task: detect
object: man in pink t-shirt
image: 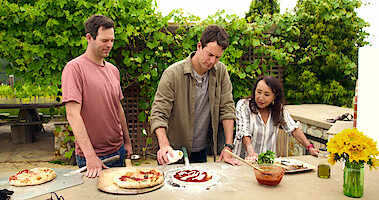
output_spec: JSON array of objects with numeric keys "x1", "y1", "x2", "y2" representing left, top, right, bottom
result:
[{"x1": 61, "y1": 15, "x2": 133, "y2": 178}]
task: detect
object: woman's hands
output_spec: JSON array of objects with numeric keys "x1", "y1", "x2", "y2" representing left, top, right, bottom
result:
[
  {"x1": 245, "y1": 144, "x2": 258, "y2": 162},
  {"x1": 308, "y1": 147, "x2": 319, "y2": 157}
]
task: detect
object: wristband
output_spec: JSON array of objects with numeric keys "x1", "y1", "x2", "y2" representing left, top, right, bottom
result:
[{"x1": 306, "y1": 144, "x2": 314, "y2": 151}]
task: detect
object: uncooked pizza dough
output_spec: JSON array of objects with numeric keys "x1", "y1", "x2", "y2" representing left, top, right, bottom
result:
[{"x1": 171, "y1": 169, "x2": 214, "y2": 186}]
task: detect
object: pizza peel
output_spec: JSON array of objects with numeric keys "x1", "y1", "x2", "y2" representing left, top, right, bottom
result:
[
  {"x1": 97, "y1": 159, "x2": 164, "y2": 194},
  {"x1": 0, "y1": 168, "x2": 83, "y2": 200}
]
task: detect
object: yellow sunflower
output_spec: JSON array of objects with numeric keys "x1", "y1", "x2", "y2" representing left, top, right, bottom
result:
[
  {"x1": 326, "y1": 128, "x2": 379, "y2": 170},
  {"x1": 369, "y1": 157, "x2": 379, "y2": 170},
  {"x1": 327, "y1": 152, "x2": 337, "y2": 166}
]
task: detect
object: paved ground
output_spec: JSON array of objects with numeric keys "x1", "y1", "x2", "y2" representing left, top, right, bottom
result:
[
  {"x1": 0, "y1": 122, "x2": 79, "y2": 172},
  {"x1": 0, "y1": 123, "x2": 55, "y2": 163}
]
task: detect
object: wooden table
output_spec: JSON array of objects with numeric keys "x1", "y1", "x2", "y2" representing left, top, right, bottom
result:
[
  {"x1": 1, "y1": 156, "x2": 378, "y2": 199},
  {"x1": 0, "y1": 102, "x2": 62, "y2": 143}
]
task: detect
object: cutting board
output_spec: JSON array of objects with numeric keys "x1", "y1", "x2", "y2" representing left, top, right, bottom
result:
[
  {"x1": 0, "y1": 168, "x2": 83, "y2": 200},
  {"x1": 97, "y1": 160, "x2": 164, "y2": 194}
]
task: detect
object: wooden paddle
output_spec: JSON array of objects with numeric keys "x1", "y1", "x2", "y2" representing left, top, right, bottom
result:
[
  {"x1": 97, "y1": 159, "x2": 164, "y2": 194},
  {"x1": 224, "y1": 149, "x2": 265, "y2": 172}
]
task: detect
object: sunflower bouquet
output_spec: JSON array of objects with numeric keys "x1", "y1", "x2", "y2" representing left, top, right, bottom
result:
[
  {"x1": 327, "y1": 128, "x2": 379, "y2": 197},
  {"x1": 326, "y1": 128, "x2": 379, "y2": 169}
]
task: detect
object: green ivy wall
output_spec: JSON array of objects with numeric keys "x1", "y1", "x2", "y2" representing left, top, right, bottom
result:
[{"x1": 0, "y1": 0, "x2": 369, "y2": 113}]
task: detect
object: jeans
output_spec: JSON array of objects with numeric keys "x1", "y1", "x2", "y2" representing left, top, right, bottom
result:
[
  {"x1": 75, "y1": 143, "x2": 126, "y2": 168},
  {"x1": 189, "y1": 148, "x2": 207, "y2": 163}
]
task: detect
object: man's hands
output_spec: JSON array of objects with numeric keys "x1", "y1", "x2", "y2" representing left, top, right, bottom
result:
[
  {"x1": 217, "y1": 147, "x2": 242, "y2": 166},
  {"x1": 157, "y1": 146, "x2": 174, "y2": 165},
  {"x1": 85, "y1": 156, "x2": 109, "y2": 178},
  {"x1": 124, "y1": 143, "x2": 133, "y2": 159},
  {"x1": 155, "y1": 127, "x2": 174, "y2": 165}
]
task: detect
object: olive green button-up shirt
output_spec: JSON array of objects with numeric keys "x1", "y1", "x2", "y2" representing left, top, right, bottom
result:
[{"x1": 150, "y1": 52, "x2": 236, "y2": 156}]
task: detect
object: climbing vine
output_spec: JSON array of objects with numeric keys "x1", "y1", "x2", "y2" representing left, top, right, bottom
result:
[{"x1": 0, "y1": 0, "x2": 369, "y2": 116}]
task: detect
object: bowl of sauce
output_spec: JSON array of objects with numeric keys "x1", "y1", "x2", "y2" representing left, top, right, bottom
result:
[{"x1": 254, "y1": 164, "x2": 285, "y2": 186}]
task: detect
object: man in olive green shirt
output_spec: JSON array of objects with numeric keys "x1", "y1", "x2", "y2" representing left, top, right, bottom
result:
[{"x1": 150, "y1": 25, "x2": 241, "y2": 166}]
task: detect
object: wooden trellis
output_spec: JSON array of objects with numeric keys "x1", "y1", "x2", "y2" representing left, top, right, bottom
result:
[
  {"x1": 121, "y1": 24, "x2": 284, "y2": 157},
  {"x1": 122, "y1": 83, "x2": 158, "y2": 156}
]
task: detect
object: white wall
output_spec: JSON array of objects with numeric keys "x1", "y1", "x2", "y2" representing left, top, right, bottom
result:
[{"x1": 357, "y1": 47, "x2": 379, "y2": 148}]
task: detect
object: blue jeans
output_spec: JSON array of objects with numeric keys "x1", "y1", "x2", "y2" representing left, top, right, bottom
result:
[{"x1": 76, "y1": 144, "x2": 126, "y2": 168}]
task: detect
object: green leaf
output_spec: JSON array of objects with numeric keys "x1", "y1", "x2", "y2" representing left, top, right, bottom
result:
[
  {"x1": 146, "y1": 138, "x2": 153, "y2": 145},
  {"x1": 252, "y1": 39, "x2": 260, "y2": 47},
  {"x1": 137, "y1": 112, "x2": 146, "y2": 122},
  {"x1": 146, "y1": 40, "x2": 159, "y2": 49},
  {"x1": 64, "y1": 149, "x2": 74, "y2": 159},
  {"x1": 55, "y1": 126, "x2": 62, "y2": 133},
  {"x1": 138, "y1": 99, "x2": 150, "y2": 110}
]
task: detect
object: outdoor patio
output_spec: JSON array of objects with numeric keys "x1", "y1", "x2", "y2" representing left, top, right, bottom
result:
[{"x1": 0, "y1": 104, "x2": 353, "y2": 167}]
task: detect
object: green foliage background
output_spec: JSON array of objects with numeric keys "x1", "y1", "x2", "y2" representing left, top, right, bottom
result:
[
  {"x1": 284, "y1": 0, "x2": 369, "y2": 106},
  {"x1": 0, "y1": 0, "x2": 369, "y2": 115},
  {"x1": 245, "y1": 0, "x2": 280, "y2": 21}
]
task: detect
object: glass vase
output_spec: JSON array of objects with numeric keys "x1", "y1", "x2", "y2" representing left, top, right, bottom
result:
[{"x1": 343, "y1": 161, "x2": 364, "y2": 198}]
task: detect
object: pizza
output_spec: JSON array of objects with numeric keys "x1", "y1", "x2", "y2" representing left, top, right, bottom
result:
[
  {"x1": 113, "y1": 169, "x2": 164, "y2": 189},
  {"x1": 172, "y1": 169, "x2": 214, "y2": 186},
  {"x1": 9, "y1": 167, "x2": 57, "y2": 186}
]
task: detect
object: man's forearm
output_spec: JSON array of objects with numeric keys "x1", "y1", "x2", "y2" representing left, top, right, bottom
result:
[
  {"x1": 119, "y1": 102, "x2": 131, "y2": 145},
  {"x1": 66, "y1": 103, "x2": 97, "y2": 159},
  {"x1": 155, "y1": 127, "x2": 170, "y2": 148},
  {"x1": 222, "y1": 119, "x2": 234, "y2": 144},
  {"x1": 69, "y1": 118, "x2": 96, "y2": 159}
]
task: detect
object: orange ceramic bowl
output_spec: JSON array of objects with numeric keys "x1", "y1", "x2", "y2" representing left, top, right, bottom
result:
[{"x1": 254, "y1": 164, "x2": 285, "y2": 186}]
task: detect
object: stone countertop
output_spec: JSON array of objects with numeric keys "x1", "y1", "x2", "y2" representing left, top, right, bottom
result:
[
  {"x1": 1, "y1": 156, "x2": 378, "y2": 200},
  {"x1": 327, "y1": 121, "x2": 353, "y2": 135},
  {"x1": 286, "y1": 104, "x2": 353, "y2": 130}
]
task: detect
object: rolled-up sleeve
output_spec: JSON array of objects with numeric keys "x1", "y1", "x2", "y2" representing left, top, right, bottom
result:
[
  {"x1": 281, "y1": 106, "x2": 300, "y2": 136},
  {"x1": 235, "y1": 99, "x2": 252, "y2": 140}
]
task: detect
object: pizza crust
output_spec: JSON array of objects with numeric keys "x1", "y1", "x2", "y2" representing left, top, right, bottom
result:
[
  {"x1": 171, "y1": 169, "x2": 214, "y2": 186},
  {"x1": 9, "y1": 167, "x2": 57, "y2": 186},
  {"x1": 113, "y1": 168, "x2": 164, "y2": 189}
]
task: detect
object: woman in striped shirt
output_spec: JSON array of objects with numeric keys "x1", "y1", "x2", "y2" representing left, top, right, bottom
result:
[{"x1": 232, "y1": 76, "x2": 319, "y2": 161}]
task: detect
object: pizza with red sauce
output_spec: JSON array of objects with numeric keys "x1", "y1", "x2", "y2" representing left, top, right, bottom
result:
[
  {"x1": 9, "y1": 167, "x2": 56, "y2": 186},
  {"x1": 113, "y1": 169, "x2": 164, "y2": 189},
  {"x1": 172, "y1": 169, "x2": 214, "y2": 186}
]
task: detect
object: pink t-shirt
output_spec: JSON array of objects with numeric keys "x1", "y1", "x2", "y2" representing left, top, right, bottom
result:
[{"x1": 62, "y1": 54, "x2": 124, "y2": 157}]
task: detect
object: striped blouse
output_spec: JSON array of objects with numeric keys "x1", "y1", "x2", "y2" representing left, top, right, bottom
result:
[{"x1": 232, "y1": 98, "x2": 299, "y2": 158}]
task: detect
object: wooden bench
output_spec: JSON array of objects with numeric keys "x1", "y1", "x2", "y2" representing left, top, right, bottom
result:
[
  {"x1": 0, "y1": 121, "x2": 43, "y2": 144},
  {"x1": 0, "y1": 113, "x2": 10, "y2": 119}
]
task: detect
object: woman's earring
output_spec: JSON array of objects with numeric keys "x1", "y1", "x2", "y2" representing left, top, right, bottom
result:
[{"x1": 272, "y1": 101, "x2": 275, "y2": 105}]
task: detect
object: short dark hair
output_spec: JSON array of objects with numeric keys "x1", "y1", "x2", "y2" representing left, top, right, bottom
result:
[
  {"x1": 200, "y1": 25, "x2": 229, "y2": 50},
  {"x1": 247, "y1": 75, "x2": 285, "y2": 126},
  {"x1": 84, "y1": 15, "x2": 114, "y2": 40}
]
